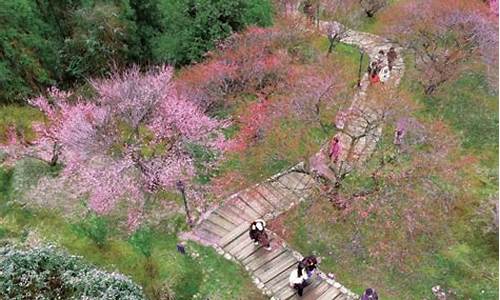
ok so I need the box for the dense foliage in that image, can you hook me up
[152,0,274,66]
[0,0,273,104]
[0,244,145,299]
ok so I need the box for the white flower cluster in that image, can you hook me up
[0,244,145,300]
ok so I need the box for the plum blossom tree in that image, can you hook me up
[381,0,499,94]
[288,64,345,130]
[2,66,226,230]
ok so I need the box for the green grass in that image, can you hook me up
[0,105,44,142]
[0,162,264,300]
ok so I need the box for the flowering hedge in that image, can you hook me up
[0,244,145,299]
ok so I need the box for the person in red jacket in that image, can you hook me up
[329,135,342,163]
[370,72,380,84]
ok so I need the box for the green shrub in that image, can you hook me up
[0,244,146,299]
[152,0,274,66]
[0,0,60,104]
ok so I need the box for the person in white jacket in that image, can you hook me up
[289,256,317,297]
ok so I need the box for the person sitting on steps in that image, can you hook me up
[249,219,272,251]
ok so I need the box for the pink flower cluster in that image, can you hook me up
[3,66,226,230]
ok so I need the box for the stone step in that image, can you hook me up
[224,228,253,253]
[245,187,277,210]
[193,226,222,244]
[207,212,234,232]
[219,222,248,247]
[238,191,274,217]
[302,281,331,300]
[268,181,300,208]
[317,285,342,300]
[254,250,293,278]
[258,255,298,283]
[256,184,288,210]
[199,219,228,238]
[244,247,288,272]
[213,208,245,226]
[233,238,263,261]
[266,263,297,294]
[334,294,349,300]
[277,173,300,191]
[237,194,268,217]
[227,196,262,220]
[276,283,297,300]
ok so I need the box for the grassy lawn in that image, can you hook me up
[0,105,44,142]
[0,164,264,300]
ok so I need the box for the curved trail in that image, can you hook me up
[309,21,405,182]
[183,19,405,300]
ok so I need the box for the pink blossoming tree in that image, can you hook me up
[2,66,227,230]
[381,0,499,94]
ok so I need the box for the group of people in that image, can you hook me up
[289,255,318,296]
[368,47,397,84]
[248,219,379,298]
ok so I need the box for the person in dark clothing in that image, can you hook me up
[299,255,318,277]
[361,288,379,300]
[375,50,385,66]
[387,47,397,71]
[256,230,271,251]
[249,219,271,251]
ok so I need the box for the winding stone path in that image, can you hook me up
[309,21,405,182]
[183,18,405,300]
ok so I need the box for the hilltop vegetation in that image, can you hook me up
[0,0,498,299]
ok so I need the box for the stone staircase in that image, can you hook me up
[184,167,357,300]
[309,21,405,182]
[184,19,405,300]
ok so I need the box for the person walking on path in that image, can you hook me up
[368,61,379,77]
[375,50,385,66]
[394,127,405,146]
[289,255,318,297]
[387,47,397,71]
[361,288,379,300]
[329,135,342,164]
[249,219,271,251]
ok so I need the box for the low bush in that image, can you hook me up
[0,244,146,299]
